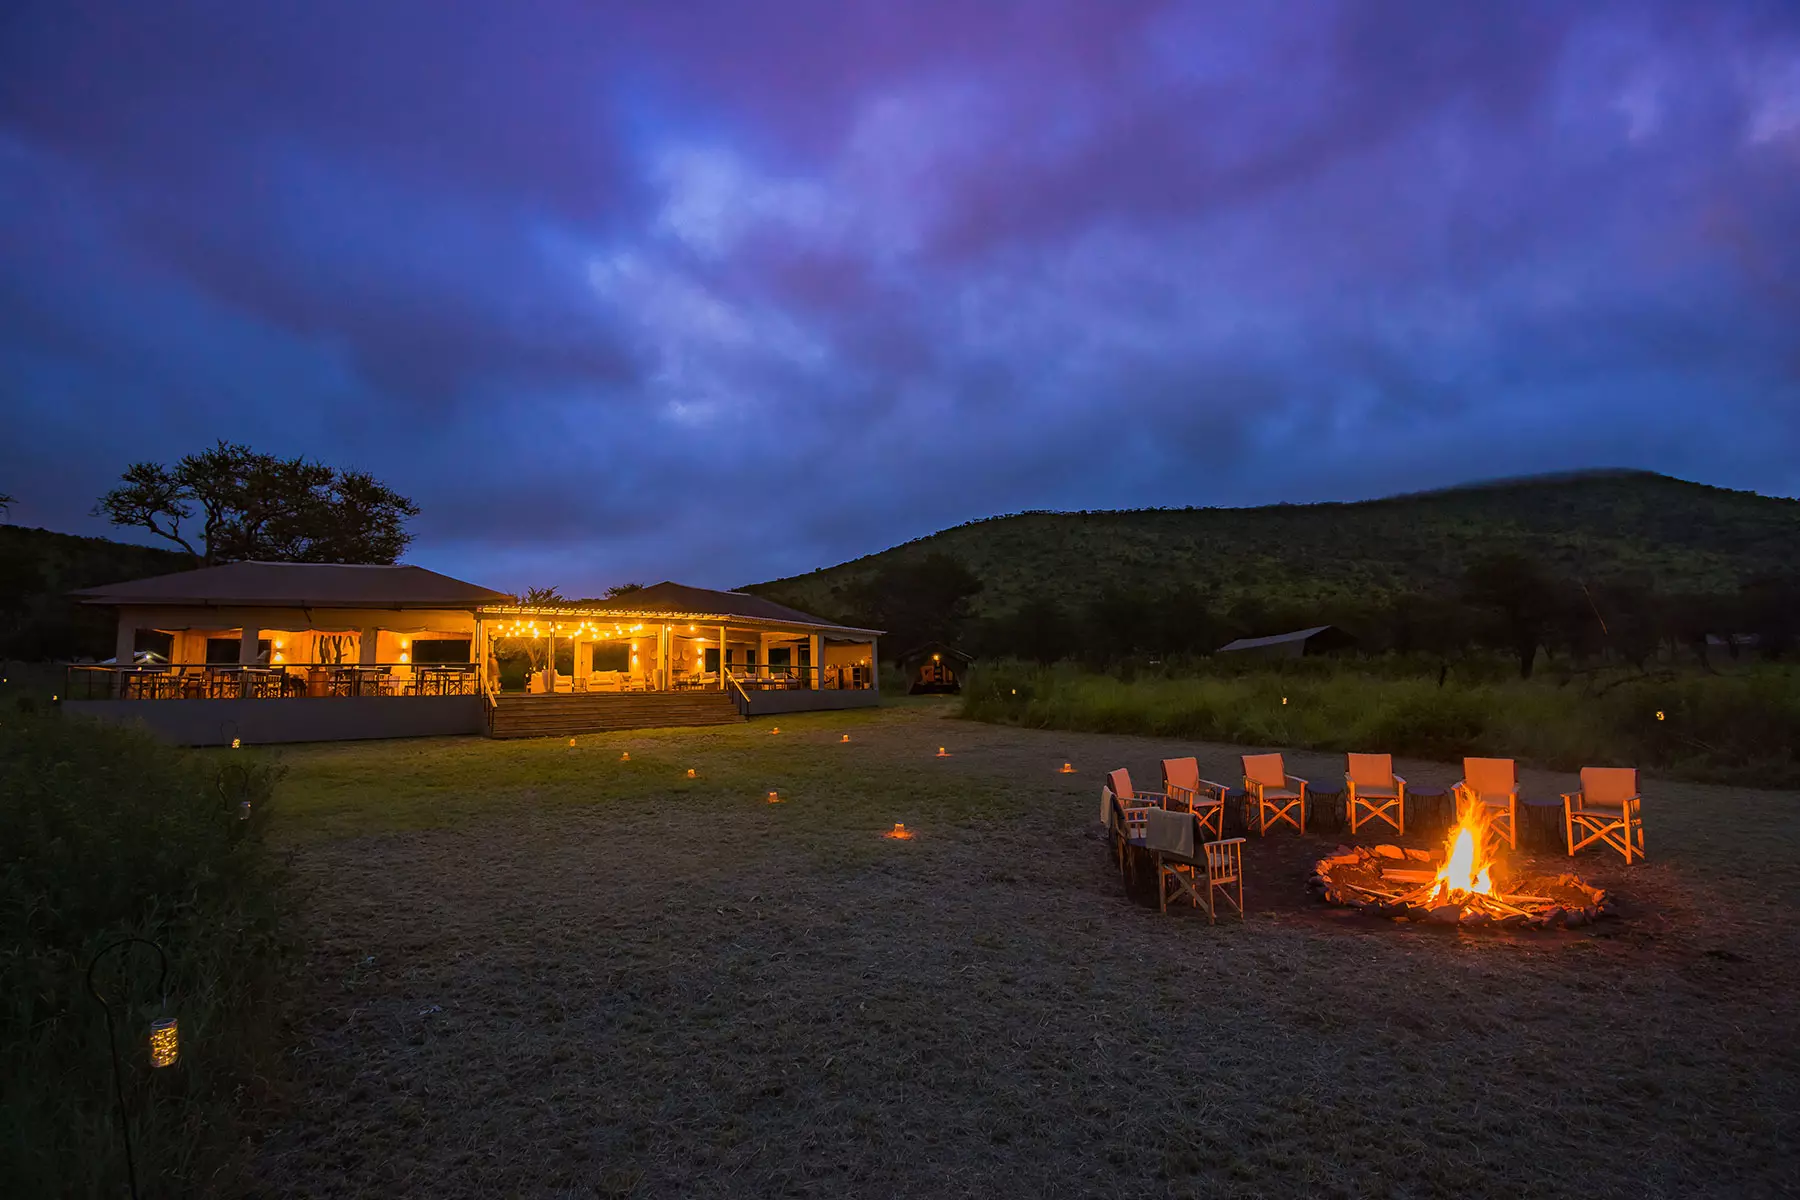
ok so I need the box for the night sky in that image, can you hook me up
[3,2,1797,594]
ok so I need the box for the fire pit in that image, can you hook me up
[1308,801,1616,929]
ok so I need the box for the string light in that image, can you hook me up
[148,1018,179,1068]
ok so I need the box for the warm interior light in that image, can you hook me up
[149,1018,179,1068]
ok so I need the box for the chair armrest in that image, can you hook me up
[1197,779,1232,800]
[1392,775,1407,789]
[1285,775,1309,790]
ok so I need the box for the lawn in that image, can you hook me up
[246,700,1800,1198]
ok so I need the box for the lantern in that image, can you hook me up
[767,791,781,803]
[1060,762,1076,774]
[1656,711,1665,721]
[148,1018,179,1068]
[687,768,696,778]
[238,799,252,821]
[936,746,949,758]
[230,737,241,750]
[771,727,780,735]
[885,822,913,840]
[568,738,577,747]
[841,734,851,743]
[620,752,630,762]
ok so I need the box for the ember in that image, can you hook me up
[1310,801,1614,929]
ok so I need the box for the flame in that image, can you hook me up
[1429,803,1495,903]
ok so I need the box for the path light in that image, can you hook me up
[687,768,696,778]
[148,1018,179,1068]
[620,752,630,762]
[841,734,851,742]
[771,727,780,735]
[1011,688,1016,695]
[936,746,949,758]
[1282,697,1288,706]
[767,791,781,803]
[231,737,241,750]
[1060,762,1076,774]
[238,799,252,821]
[1656,711,1666,721]
[568,738,576,747]
[885,823,913,840]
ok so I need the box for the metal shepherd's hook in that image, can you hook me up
[85,937,170,1200]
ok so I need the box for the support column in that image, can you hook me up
[809,633,822,690]
[240,624,263,665]
[360,627,380,666]
[871,638,880,693]
[719,625,728,689]
[113,615,138,696]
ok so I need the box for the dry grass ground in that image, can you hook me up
[246,699,1800,1199]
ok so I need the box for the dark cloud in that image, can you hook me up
[2,0,1797,594]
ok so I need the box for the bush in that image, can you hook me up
[962,660,1800,787]
[0,711,289,1196]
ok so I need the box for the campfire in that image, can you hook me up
[1310,800,1615,929]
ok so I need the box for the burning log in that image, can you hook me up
[1308,801,1613,931]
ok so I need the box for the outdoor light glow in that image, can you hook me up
[932,653,941,661]
[936,746,948,757]
[687,768,696,777]
[1061,762,1076,773]
[620,752,630,761]
[239,799,252,820]
[1656,711,1666,721]
[148,1018,179,1068]
[771,727,780,735]
[1282,696,1288,705]
[842,734,851,742]
[231,737,241,749]
[885,823,913,840]
[767,790,781,803]
[569,738,576,747]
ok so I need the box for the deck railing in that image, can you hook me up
[63,663,479,701]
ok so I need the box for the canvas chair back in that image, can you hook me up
[1162,757,1200,794]
[1242,753,1286,788]
[1579,767,1637,810]
[1347,753,1394,789]
[1463,757,1516,797]
[1145,806,1196,861]
[1107,768,1135,801]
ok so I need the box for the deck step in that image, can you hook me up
[488,691,743,738]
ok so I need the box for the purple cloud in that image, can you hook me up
[2,0,1796,594]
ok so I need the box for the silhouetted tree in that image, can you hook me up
[1463,552,1562,678]
[605,582,646,598]
[1742,574,1800,660]
[846,553,983,651]
[95,441,418,565]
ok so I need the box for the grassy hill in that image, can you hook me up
[746,470,1800,625]
[0,524,190,660]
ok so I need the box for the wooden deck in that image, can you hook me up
[487,691,744,738]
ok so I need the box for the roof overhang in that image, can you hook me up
[476,603,882,639]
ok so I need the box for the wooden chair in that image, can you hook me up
[1104,768,1162,868]
[1455,757,1519,850]
[1346,752,1406,836]
[1562,767,1645,863]
[1162,757,1229,839]
[1241,754,1307,835]
[1145,808,1245,923]
[1203,837,1247,923]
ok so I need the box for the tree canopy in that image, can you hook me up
[94,442,418,566]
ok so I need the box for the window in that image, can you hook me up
[703,648,720,673]
[412,638,472,664]
[592,644,629,672]
[768,648,792,669]
[206,637,270,664]
[133,630,175,661]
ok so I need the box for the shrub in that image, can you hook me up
[0,711,289,1196]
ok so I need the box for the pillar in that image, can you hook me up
[871,637,880,692]
[360,627,380,666]
[113,615,138,696]
[240,624,263,665]
[719,624,728,689]
[809,634,822,690]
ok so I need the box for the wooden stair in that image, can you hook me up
[487,690,744,738]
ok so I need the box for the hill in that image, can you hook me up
[745,471,1800,629]
[0,524,190,659]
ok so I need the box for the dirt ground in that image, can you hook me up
[247,700,1800,1198]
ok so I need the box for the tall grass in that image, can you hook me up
[0,709,289,1196]
[961,660,1800,786]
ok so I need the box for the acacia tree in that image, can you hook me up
[94,442,418,565]
[0,490,13,517]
